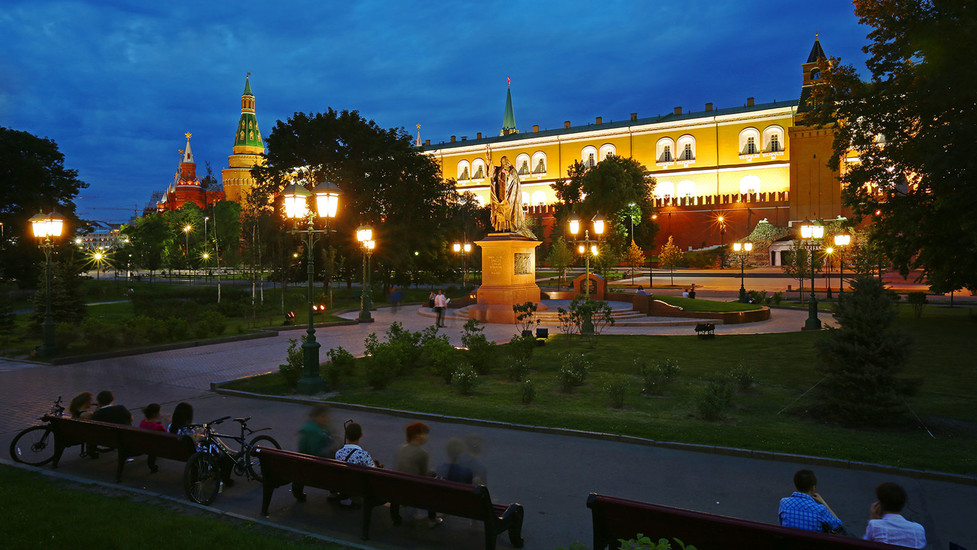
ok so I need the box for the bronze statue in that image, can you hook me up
[486,148,535,238]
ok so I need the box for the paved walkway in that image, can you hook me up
[2,304,973,550]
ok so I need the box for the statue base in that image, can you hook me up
[469,233,544,324]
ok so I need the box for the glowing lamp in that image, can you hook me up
[312,178,341,219]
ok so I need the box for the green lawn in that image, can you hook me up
[226,304,977,475]
[0,466,350,549]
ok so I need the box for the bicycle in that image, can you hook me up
[9,396,65,465]
[183,415,281,505]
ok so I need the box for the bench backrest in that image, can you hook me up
[365,468,493,520]
[256,447,368,496]
[118,427,195,461]
[588,493,893,550]
[49,416,126,448]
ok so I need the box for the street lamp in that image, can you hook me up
[732,241,753,302]
[183,224,193,284]
[799,222,824,330]
[717,215,727,268]
[30,211,66,356]
[452,241,472,290]
[834,233,851,295]
[280,177,341,394]
[824,246,834,299]
[356,225,375,323]
[568,213,606,336]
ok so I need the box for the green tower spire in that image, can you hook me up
[501,78,517,136]
[234,73,263,150]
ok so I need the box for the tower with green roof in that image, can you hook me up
[501,78,518,136]
[222,73,266,202]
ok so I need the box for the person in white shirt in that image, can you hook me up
[863,482,926,549]
[334,422,377,467]
[434,289,447,327]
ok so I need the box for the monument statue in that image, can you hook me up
[486,148,535,238]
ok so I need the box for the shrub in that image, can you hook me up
[638,359,679,395]
[747,290,768,305]
[121,315,155,346]
[80,317,116,349]
[279,338,303,389]
[618,534,697,550]
[451,365,479,395]
[462,320,497,375]
[771,291,784,305]
[696,377,733,421]
[166,317,192,342]
[506,357,531,382]
[365,345,398,390]
[604,377,628,409]
[558,352,591,392]
[195,310,227,338]
[423,336,458,383]
[54,322,80,350]
[327,346,356,376]
[520,379,536,404]
[386,322,422,370]
[729,363,757,392]
[507,333,535,362]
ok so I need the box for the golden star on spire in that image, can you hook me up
[185,132,192,141]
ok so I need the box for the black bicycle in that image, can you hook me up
[183,415,280,505]
[9,397,65,465]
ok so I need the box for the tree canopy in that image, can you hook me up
[812,0,977,293]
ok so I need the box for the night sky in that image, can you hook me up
[1,1,871,224]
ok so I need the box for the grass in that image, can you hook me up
[0,466,351,549]
[226,304,977,475]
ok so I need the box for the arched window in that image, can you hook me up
[739,175,761,194]
[531,151,547,174]
[677,180,696,198]
[763,125,785,153]
[472,158,485,179]
[810,68,821,80]
[656,137,675,163]
[456,160,471,181]
[515,153,531,176]
[654,181,675,199]
[676,135,696,161]
[739,127,761,155]
[531,190,546,205]
[521,191,530,205]
[599,143,617,161]
[581,146,598,168]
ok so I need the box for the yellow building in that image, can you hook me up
[422,37,846,245]
[222,74,266,203]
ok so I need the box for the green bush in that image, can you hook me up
[696,377,733,421]
[326,346,356,376]
[506,357,531,382]
[166,317,192,342]
[386,321,423,370]
[54,322,80,350]
[423,336,458,383]
[463,320,497,375]
[365,345,398,390]
[451,365,479,395]
[729,363,757,391]
[558,352,591,392]
[747,290,768,305]
[638,359,679,395]
[604,377,629,408]
[195,310,227,338]
[520,379,536,404]
[279,338,303,389]
[507,333,535,362]
[771,291,784,305]
[80,317,116,349]
[121,315,155,346]
[618,534,697,550]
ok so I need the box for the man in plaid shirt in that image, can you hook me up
[778,469,844,533]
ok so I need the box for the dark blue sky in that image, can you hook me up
[1,1,870,224]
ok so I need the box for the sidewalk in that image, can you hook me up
[2,305,973,550]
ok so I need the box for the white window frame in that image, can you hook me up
[456,160,471,181]
[599,143,617,161]
[471,158,486,179]
[531,151,547,174]
[739,127,761,156]
[676,135,696,162]
[515,153,531,176]
[581,146,598,168]
[763,125,785,153]
[656,137,675,163]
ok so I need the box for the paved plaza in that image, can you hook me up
[2,293,974,549]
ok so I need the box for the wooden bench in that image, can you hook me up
[587,493,895,550]
[694,322,715,338]
[47,416,196,482]
[257,447,525,550]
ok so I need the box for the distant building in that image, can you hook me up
[221,73,266,203]
[156,133,224,212]
[75,221,124,250]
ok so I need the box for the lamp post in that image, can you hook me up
[799,222,824,330]
[717,215,726,268]
[356,225,375,323]
[183,224,192,284]
[568,213,606,336]
[452,242,472,290]
[30,211,66,356]
[824,246,834,299]
[280,178,341,394]
[732,241,753,302]
[834,233,851,295]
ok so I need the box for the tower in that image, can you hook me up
[501,78,517,136]
[798,34,827,114]
[222,73,266,203]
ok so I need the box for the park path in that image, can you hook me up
[1,305,973,550]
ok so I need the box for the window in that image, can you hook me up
[677,180,696,198]
[518,160,529,175]
[663,146,672,162]
[456,160,471,181]
[472,164,484,179]
[769,135,781,152]
[599,143,617,161]
[531,151,547,174]
[522,191,530,205]
[676,135,696,161]
[656,137,676,163]
[654,181,675,199]
[581,146,598,168]
[459,167,469,180]
[746,137,757,155]
[587,153,595,168]
[811,68,821,80]
[531,190,546,205]
[763,125,785,153]
[739,128,761,156]
[739,175,761,194]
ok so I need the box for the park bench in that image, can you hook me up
[694,322,715,338]
[587,492,894,550]
[256,447,525,550]
[47,416,196,482]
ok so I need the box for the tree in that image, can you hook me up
[122,214,171,282]
[546,236,574,290]
[812,1,977,293]
[780,241,810,302]
[252,109,458,289]
[623,240,646,283]
[0,127,87,286]
[658,236,682,286]
[814,275,912,425]
[579,155,657,251]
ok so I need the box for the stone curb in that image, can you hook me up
[210,384,977,487]
[0,458,378,550]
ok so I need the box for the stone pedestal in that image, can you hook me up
[469,233,544,324]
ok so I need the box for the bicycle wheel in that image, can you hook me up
[184,451,221,505]
[245,435,281,482]
[9,426,57,465]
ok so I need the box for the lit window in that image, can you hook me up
[518,160,529,175]
[459,167,469,180]
[599,143,617,160]
[811,68,821,80]
[662,146,672,162]
[770,135,781,152]
[533,158,546,173]
[581,146,598,168]
[746,137,757,155]
[682,144,693,160]
[473,165,483,178]
[531,191,546,205]
[587,153,595,168]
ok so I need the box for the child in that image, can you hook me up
[139,403,167,432]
